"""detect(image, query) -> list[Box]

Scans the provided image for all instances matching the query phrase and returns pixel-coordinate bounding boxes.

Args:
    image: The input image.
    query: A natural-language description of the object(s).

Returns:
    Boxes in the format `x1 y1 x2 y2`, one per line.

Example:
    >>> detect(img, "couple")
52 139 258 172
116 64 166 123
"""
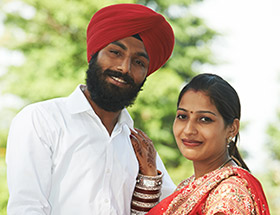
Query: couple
6 3 269 215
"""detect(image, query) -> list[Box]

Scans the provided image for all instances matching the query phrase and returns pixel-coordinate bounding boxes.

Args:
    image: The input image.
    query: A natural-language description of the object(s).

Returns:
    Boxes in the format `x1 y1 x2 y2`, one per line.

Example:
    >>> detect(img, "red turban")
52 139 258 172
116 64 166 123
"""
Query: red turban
86 4 175 76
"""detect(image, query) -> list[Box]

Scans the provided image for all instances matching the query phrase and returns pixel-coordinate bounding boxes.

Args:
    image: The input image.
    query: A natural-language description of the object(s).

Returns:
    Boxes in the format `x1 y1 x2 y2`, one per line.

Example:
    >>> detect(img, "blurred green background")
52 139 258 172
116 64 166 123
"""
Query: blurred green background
0 0 280 214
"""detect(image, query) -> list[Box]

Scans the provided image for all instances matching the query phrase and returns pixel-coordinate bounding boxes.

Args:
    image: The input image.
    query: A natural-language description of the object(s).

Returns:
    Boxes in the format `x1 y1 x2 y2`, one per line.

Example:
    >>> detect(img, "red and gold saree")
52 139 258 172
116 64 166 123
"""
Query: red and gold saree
148 166 269 214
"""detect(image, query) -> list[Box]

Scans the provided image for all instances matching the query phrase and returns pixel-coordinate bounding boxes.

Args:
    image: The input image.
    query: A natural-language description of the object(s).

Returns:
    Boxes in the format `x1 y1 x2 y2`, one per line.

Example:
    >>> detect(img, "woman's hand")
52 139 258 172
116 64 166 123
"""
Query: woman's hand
130 128 157 176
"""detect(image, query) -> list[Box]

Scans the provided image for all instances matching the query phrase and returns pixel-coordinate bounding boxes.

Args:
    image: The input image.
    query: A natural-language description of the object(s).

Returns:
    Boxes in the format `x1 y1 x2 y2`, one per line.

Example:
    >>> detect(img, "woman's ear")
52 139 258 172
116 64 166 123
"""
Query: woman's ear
229 118 240 137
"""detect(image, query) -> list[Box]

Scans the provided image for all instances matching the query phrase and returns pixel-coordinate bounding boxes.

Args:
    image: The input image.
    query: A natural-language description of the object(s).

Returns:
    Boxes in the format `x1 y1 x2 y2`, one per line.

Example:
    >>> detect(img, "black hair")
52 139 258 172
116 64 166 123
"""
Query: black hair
132 34 142 41
177 73 250 171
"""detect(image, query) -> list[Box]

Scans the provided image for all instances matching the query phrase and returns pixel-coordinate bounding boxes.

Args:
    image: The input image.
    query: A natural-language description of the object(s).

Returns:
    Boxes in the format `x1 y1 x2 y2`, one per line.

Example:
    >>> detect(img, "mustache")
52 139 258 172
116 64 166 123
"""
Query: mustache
103 69 135 86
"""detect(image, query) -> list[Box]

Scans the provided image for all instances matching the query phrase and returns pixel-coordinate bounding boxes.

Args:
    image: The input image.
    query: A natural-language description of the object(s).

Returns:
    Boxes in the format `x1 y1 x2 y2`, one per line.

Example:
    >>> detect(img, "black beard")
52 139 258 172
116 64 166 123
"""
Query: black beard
86 57 146 112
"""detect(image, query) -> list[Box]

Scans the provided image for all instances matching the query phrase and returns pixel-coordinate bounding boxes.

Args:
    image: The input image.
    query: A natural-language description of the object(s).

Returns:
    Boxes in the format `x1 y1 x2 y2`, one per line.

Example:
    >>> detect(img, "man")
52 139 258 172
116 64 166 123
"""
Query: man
6 3 175 215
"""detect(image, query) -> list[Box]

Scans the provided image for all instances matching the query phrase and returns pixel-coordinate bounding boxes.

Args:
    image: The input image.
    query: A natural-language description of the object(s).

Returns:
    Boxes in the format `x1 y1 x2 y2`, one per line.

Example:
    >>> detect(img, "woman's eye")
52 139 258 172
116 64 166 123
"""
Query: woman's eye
200 117 213 123
177 114 187 120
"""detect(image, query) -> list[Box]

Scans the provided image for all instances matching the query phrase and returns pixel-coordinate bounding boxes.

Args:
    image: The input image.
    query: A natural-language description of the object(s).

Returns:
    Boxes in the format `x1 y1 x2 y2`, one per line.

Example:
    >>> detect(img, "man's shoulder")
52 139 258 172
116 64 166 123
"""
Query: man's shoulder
15 97 67 121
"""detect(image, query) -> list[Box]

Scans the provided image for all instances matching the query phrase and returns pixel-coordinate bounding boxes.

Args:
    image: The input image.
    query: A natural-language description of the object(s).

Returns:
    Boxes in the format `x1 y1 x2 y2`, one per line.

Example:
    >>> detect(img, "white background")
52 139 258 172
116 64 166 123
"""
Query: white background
191 0 280 173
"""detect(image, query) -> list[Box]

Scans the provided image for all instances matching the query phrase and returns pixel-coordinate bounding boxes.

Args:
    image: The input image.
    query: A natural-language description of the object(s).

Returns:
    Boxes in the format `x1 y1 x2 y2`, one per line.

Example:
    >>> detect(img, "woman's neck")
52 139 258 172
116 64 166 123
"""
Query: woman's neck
193 155 235 179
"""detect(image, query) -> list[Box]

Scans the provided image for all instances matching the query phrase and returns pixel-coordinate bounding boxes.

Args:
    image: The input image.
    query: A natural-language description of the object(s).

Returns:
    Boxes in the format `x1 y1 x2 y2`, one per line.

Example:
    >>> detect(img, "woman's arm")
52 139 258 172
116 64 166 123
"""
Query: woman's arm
130 128 162 214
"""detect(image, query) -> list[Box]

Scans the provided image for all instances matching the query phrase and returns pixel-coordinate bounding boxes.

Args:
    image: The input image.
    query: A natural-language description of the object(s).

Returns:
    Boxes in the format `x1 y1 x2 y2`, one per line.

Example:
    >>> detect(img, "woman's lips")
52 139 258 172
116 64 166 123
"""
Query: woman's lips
182 139 202 147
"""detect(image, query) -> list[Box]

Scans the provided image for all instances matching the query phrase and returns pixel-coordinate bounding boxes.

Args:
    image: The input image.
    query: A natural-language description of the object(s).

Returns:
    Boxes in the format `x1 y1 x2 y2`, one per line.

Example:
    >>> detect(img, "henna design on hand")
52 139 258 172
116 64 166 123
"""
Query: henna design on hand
130 128 157 175
147 145 156 168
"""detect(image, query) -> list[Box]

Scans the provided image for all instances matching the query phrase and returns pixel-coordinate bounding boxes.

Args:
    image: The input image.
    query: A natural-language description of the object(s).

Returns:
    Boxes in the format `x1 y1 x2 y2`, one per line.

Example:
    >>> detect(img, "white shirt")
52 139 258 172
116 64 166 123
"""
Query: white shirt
6 85 175 215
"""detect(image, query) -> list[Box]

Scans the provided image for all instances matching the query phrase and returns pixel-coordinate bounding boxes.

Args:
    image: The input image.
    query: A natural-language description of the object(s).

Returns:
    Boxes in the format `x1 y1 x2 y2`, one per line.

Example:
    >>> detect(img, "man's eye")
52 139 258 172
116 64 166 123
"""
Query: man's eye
110 50 120 55
135 59 145 67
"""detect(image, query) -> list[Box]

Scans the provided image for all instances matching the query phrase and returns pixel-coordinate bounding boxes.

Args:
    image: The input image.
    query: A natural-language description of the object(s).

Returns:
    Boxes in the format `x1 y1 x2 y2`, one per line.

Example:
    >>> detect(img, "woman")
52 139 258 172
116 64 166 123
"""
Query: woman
131 73 270 214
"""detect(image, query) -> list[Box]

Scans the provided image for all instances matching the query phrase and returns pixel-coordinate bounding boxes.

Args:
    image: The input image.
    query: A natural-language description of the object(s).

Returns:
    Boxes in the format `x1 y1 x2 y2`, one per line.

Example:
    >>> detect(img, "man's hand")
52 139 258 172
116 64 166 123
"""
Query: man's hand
130 128 157 176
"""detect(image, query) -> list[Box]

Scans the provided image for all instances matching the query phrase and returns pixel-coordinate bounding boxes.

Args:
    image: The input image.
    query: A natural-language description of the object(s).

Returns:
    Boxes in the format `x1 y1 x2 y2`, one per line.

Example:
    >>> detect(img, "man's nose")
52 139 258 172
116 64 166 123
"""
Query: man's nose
116 57 131 74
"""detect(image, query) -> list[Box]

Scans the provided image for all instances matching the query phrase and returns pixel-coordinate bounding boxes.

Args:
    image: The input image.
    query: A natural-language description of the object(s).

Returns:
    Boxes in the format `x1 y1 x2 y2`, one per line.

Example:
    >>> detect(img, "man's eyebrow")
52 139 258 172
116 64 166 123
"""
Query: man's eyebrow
111 41 127 50
110 41 149 61
136 52 149 61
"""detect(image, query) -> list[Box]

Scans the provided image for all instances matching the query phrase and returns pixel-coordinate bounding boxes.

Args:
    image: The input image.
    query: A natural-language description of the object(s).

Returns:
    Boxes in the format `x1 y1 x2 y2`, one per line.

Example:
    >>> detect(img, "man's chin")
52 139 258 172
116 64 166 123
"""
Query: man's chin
94 99 134 112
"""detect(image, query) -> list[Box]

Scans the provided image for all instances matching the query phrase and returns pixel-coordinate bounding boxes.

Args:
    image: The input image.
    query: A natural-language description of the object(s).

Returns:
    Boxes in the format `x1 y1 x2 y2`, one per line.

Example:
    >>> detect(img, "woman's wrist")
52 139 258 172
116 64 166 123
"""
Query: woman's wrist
136 171 163 188
131 171 163 214
139 168 158 176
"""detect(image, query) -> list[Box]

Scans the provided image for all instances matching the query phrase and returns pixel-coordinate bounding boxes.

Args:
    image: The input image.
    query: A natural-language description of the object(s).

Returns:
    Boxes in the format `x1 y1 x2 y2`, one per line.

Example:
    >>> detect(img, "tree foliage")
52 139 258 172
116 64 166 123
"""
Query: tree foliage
264 109 280 213
267 110 280 160
1 0 216 183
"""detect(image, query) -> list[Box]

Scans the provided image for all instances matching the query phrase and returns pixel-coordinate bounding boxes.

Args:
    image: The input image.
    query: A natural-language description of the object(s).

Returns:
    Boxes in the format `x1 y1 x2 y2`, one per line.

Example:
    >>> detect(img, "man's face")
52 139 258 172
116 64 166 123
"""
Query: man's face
86 36 149 112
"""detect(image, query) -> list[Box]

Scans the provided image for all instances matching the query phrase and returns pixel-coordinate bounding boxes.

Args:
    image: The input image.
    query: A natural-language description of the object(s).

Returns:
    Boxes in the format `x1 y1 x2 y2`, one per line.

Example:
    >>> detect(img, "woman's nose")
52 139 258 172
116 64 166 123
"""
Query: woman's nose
183 121 198 135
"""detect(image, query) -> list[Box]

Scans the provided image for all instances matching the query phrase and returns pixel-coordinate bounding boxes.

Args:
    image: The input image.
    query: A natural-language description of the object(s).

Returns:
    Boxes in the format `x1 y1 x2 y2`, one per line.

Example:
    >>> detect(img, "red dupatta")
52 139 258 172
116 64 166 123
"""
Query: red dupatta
148 166 270 214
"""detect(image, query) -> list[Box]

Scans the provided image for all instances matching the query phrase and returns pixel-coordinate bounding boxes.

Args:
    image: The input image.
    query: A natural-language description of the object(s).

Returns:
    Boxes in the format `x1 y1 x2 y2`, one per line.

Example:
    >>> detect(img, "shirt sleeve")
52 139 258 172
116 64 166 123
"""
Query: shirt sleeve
155 154 176 200
6 104 54 215
205 176 255 215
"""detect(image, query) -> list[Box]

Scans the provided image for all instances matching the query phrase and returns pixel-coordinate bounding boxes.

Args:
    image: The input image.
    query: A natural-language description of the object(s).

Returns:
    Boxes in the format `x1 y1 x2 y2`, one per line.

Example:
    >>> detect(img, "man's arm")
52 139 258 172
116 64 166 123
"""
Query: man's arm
6 105 53 214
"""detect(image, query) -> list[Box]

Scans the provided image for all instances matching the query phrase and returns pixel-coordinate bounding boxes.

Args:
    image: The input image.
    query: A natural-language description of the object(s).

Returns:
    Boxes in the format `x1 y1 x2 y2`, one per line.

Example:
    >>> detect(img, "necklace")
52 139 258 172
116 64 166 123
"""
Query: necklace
219 158 233 169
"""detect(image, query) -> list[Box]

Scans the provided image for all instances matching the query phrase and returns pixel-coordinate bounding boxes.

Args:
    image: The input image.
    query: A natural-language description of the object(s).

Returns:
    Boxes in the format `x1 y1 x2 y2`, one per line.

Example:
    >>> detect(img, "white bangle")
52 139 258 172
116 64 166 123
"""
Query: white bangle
136 171 163 189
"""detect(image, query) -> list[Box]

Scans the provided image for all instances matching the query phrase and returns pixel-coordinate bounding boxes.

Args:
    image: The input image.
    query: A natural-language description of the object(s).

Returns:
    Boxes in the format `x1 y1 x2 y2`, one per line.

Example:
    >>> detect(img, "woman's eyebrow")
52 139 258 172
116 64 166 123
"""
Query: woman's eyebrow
177 108 216 116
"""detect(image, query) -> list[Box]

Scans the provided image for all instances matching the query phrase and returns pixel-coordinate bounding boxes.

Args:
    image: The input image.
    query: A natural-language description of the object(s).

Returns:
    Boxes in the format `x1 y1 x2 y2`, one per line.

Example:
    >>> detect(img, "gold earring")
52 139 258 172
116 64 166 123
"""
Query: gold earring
227 137 233 148
227 136 233 143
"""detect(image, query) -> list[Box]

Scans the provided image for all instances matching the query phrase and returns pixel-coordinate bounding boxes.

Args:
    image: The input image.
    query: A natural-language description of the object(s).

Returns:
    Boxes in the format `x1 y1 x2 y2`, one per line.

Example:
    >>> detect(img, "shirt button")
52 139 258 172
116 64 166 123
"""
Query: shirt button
104 199 109 203
106 169 110 174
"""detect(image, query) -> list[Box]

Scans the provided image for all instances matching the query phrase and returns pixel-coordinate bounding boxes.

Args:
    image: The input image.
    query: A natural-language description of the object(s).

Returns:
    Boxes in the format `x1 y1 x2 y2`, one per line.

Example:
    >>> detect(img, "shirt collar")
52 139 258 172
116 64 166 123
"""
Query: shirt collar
118 108 134 129
66 85 134 129
66 85 92 114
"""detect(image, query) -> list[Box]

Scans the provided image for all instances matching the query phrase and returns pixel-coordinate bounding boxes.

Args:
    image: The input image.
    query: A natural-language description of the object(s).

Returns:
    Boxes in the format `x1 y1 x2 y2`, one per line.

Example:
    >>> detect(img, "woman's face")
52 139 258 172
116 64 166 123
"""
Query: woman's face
173 90 235 164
